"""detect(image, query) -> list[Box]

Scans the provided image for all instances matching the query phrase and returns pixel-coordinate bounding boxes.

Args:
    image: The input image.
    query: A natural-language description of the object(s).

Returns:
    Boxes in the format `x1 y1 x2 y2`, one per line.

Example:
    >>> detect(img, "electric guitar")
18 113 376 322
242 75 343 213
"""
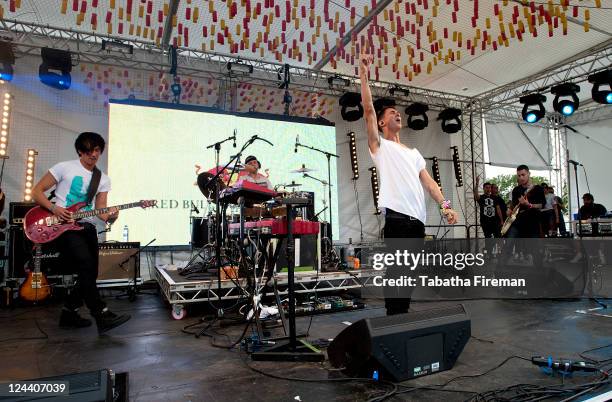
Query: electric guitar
500 186 536 237
19 244 51 303
23 200 156 244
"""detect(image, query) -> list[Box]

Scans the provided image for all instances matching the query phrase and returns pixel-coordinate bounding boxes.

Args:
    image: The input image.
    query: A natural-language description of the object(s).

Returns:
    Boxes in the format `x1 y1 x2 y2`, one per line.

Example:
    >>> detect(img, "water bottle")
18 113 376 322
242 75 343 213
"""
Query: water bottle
122 225 129 242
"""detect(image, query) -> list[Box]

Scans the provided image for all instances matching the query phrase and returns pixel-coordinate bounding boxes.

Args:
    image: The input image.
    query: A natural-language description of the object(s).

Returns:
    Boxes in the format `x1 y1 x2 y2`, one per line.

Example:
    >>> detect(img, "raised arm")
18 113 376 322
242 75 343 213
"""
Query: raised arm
359 47 379 154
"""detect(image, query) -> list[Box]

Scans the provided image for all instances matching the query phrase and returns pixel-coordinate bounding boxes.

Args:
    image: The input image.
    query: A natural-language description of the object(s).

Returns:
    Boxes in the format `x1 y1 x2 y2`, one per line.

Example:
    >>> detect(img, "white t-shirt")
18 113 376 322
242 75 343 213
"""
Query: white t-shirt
237 173 273 190
542 192 556 211
369 137 427 223
49 160 111 218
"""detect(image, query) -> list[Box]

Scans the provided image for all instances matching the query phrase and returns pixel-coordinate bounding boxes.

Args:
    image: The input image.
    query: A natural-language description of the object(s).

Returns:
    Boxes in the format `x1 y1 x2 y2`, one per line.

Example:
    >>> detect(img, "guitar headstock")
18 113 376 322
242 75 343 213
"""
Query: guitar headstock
140 200 157 209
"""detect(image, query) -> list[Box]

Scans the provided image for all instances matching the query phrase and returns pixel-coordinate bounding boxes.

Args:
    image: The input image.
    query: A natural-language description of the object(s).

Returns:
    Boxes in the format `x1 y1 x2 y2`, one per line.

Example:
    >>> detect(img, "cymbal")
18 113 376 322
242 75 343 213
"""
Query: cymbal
282 182 302 188
226 163 245 171
291 166 316 173
197 172 226 200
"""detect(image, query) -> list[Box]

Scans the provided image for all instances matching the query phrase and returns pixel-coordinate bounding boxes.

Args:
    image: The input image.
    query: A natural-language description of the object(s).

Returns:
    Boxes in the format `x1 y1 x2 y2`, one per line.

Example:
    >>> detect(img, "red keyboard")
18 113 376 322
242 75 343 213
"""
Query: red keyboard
220 181 277 205
228 218 319 236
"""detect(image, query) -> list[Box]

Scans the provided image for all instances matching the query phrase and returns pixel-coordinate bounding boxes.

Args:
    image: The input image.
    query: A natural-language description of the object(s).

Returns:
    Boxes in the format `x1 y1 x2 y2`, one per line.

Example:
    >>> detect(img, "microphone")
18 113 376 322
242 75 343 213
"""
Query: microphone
191 201 200 214
294 134 299 153
252 135 274 146
233 129 237 148
568 159 583 166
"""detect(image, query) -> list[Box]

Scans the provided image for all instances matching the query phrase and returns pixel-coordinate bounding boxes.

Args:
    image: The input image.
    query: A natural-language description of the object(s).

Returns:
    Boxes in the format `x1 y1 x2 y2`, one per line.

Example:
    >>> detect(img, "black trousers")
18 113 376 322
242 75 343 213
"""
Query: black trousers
52 223 105 315
383 209 425 315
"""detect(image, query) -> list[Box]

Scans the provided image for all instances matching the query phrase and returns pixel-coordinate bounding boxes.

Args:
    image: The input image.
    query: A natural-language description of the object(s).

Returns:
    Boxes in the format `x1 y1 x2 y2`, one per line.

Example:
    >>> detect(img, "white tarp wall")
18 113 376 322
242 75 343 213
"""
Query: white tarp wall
485 121 551 170
565 118 612 217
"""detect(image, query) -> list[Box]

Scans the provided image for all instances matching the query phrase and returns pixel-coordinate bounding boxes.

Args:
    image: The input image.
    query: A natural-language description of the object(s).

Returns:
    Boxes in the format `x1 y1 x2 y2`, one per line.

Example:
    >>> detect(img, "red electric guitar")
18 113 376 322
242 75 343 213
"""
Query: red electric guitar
23 200 157 244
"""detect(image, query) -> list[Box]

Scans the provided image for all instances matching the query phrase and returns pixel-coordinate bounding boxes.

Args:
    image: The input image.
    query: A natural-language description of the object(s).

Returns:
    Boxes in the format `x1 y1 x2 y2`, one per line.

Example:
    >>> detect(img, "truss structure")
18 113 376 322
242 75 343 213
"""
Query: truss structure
461 105 485 238
0 19 471 109
477 39 612 111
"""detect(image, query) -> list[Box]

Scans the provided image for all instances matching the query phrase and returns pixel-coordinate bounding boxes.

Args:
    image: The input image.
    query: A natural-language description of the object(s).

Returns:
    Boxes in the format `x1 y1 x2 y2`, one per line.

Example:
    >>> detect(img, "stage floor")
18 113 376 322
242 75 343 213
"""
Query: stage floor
0 292 610 401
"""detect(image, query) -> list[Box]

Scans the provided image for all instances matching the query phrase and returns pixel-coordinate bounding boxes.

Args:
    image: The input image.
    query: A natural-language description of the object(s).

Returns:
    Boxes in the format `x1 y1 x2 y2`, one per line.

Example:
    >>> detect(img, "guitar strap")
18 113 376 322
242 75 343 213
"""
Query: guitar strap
85 166 102 206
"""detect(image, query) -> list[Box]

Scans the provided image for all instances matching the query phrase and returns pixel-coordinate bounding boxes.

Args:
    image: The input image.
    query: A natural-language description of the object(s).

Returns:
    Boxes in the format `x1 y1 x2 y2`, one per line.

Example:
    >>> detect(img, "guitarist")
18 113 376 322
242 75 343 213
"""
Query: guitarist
506 165 545 238
31 132 131 334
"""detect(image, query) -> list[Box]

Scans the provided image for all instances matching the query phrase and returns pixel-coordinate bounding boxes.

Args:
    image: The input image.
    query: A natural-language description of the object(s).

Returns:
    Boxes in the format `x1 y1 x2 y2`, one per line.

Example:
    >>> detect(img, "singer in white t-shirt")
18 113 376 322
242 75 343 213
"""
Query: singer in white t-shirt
359 48 459 315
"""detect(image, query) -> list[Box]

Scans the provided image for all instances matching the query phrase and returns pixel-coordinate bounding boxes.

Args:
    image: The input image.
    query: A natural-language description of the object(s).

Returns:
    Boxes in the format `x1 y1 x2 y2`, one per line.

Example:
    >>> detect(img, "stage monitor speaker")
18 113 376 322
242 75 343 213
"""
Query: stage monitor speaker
9 202 36 225
98 242 140 281
327 305 470 382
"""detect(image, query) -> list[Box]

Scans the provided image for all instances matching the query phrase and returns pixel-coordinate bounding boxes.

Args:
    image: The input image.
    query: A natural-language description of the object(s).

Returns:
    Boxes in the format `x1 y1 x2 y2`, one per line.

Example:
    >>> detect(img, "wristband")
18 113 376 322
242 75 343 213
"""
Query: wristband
439 200 451 212
50 204 56 213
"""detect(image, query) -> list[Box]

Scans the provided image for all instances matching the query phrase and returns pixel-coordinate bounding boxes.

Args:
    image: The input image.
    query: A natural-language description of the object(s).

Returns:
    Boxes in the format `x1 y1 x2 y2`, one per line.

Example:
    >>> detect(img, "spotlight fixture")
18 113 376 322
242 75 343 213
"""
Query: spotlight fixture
327 75 350 88
451 146 463 187
405 103 429 130
24 149 38 201
101 39 134 54
588 70 611 104
431 157 442 188
368 167 381 215
389 85 410 97
347 131 359 180
227 61 253 75
520 93 546 123
339 92 363 122
551 83 580 116
39 47 72 90
0 42 15 82
0 92 11 157
438 108 462 134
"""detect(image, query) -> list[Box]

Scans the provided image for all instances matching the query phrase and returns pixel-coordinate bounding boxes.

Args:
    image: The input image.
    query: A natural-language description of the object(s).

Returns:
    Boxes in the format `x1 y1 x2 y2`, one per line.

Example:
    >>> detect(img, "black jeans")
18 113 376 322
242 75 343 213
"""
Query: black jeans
52 223 105 315
383 209 425 315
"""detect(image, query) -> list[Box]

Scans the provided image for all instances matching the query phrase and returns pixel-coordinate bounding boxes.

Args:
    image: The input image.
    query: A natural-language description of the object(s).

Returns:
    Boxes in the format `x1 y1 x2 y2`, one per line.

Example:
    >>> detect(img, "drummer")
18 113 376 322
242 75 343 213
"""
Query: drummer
237 155 273 190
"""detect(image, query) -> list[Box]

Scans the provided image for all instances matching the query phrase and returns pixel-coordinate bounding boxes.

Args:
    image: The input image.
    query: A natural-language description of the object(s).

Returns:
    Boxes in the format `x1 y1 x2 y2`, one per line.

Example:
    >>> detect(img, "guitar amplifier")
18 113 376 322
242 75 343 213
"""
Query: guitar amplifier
9 202 36 225
97 242 140 285
8 226 64 278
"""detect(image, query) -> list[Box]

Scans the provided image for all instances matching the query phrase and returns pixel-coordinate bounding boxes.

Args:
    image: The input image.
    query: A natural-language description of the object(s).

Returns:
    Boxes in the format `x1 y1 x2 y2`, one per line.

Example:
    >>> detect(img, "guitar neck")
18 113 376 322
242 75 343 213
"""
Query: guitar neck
72 202 141 219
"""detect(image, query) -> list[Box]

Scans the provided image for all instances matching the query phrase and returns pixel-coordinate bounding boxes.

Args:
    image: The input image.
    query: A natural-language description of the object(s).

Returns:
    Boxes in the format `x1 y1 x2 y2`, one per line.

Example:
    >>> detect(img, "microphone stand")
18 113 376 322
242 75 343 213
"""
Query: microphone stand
193 135 268 334
116 238 156 301
296 142 338 240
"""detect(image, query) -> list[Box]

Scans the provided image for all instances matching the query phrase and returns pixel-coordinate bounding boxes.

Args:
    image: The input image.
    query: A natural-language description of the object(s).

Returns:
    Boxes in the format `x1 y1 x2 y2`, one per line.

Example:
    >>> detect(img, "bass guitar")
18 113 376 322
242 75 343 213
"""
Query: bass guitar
23 200 156 244
19 244 51 303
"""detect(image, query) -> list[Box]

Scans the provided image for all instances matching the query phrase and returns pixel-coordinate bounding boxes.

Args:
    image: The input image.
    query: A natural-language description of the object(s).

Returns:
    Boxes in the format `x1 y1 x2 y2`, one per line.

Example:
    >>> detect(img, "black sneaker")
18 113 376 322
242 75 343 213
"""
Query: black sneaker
95 310 131 334
59 309 92 328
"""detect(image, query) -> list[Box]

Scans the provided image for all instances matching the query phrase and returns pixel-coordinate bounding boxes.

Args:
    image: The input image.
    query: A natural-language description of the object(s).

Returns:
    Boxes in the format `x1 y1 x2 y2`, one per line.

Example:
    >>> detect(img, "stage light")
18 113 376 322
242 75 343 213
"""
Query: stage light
39 48 72 90
101 39 134 54
227 61 253 75
0 92 11 158
520 93 546 123
405 103 429 130
451 146 463 187
327 75 350 88
368 167 381 215
339 92 363 122
24 149 38 201
347 131 359 180
551 83 580 116
0 42 15 82
438 108 462 134
389 85 410 97
588 70 611 104
431 157 442 188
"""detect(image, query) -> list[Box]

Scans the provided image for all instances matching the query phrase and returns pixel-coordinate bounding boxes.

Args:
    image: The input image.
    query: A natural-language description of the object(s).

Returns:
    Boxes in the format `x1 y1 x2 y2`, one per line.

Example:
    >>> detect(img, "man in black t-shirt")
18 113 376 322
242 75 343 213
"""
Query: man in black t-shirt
474 178 503 238
578 193 607 220
508 165 546 238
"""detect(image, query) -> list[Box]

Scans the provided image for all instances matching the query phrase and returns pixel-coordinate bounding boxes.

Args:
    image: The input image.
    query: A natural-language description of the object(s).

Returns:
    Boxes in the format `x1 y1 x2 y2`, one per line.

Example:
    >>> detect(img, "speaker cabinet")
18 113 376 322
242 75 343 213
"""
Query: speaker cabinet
97 242 140 282
8 226 64 278
328 305 471 382
9 202 36 225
